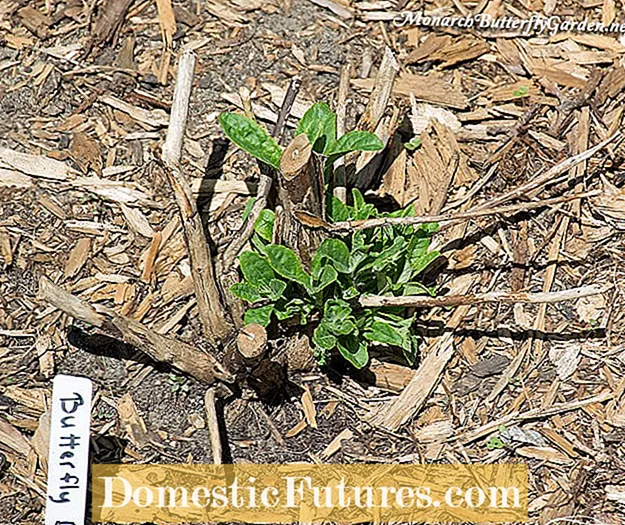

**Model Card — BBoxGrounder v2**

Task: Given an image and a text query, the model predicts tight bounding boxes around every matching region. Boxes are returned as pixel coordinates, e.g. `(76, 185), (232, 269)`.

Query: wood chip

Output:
(285, 418), (308, 438)
(301, 385), (318, 429)
(71, 176), (154, 205)
(366, 359), (415, 392)
(71, 132), (103, 175)
(0, 229), (13, 266)
(64, 238), (91, 279)
(205, 0), (248, 26)
(592, 176), (625, 228)
(307, 0), (353, 19)
(0, 147), (75, 180)
(117, 393), (162, 449)
(516, 446), (574, 465)
(606, 485), (625, 504)
(0, 418), (31, 457)
(101, 95), (169, 128)
(428, 36), (490, 68)
(35, 333), (55, 378)
(413, 420), (454, 443)
(31, 411), (51, 473)
(352, 73), (469, 109)
(156, 0), (177, 49)
(0, 169), (32, 188)
(120, 203), (154, 238)
(548, 343), (581, 381)
(320, 429), (353, 459)
(17, 6), (50, 39)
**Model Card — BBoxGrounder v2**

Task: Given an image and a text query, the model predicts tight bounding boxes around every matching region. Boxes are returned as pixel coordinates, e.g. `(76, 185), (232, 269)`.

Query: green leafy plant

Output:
(221, 103), (440, 370)
(219, 102), (383, 172)
(230, 188), (440, 369)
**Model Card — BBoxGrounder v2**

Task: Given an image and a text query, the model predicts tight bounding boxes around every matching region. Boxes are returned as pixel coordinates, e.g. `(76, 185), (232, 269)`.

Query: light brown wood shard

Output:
(118, 393), (163, 448)
(64, 238), (91, 279)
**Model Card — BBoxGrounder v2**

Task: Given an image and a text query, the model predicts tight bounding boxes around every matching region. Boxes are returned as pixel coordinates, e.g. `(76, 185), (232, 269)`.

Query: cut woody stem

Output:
(162, 48), (231, 344)
(37, 277), (234, 384)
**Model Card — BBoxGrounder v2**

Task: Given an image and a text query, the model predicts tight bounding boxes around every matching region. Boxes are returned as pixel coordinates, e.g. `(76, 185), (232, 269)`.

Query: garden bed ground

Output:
(1, 0), (625, 523)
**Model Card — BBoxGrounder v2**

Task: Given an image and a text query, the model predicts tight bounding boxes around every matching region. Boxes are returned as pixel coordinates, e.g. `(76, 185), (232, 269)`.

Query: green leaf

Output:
(242, 197), (256, 222)
(352, 188), (366, 210)
(254, 209), (275, 242)
(410, 250), (440, 275)
(418, 222), (440, 236)
(264, 245), (311, 290)
(373, 236), (407, 271)
(250, 232), (269, 253)
(487, 435), (505, 450)
(274, 298), (313, 322)
(257, 278), (287, 301)
(410, 236), (431, 260)
(332, 319), (356, 335)
(328, 196), (354, 222)
(342, 286), (359, 300)
(313, 346), (328, 365)
(219, 113), (283, 169)
(244, 304), (274, 327)
(312, 265), (337, 293)
(387, 204), (416, 219)
(326, 130), (383, 156)
(313, 322), (337, 351)
(324, 299), (352, 325)
(296, 102), (336, 154)
(351, 188), (377, 220)
(403, 335), (419, 366)
(323, 299), (356, 336)
(312, 238), (351, 274)
(336, 335), (369, 369)
(513, 86), (529, 97)
(404, 136), (421, 151)
(403, 282), (435, 296)
(239, 251), (274, 286)
(364, 321), (404, 347)
(230, 282), (262, 303)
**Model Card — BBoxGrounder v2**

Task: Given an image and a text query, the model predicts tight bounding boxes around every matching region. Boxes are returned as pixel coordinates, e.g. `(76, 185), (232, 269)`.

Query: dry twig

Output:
(360, 284), (607, 308)
(457, 391), (613, 444)
(204, 388), (223, 464)
(326, 191), (600, 232)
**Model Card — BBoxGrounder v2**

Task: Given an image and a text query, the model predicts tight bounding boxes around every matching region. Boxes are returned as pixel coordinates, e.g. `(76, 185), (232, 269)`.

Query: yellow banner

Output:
(92, 463), (528, 523)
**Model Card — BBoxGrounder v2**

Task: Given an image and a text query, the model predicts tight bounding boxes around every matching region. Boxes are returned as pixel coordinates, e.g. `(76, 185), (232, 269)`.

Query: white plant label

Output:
(45, 374), (93, 525)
